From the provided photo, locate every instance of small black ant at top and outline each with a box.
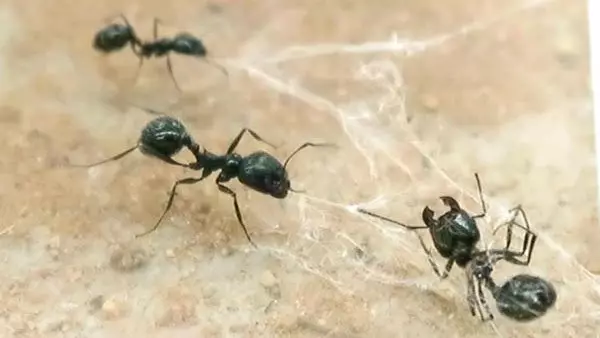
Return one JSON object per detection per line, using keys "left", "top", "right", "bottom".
{"left": 357, "top": 173, "right": 554, "bottom": 321}
{"left": 71, "top": 113, "right": 333, "bottom": 247}
{"left": 93, "top": 14, "right": 227, "bottom": 92}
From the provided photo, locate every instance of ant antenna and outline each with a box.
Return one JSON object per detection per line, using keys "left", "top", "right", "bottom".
{"left": 68, "top": 145, "right": 138, "bottom": 168}
{"left": 283, "top": 142, "right": 336, "bottom": 170}
{"left": 203, "top": 58, "right": 229, "bottom": 77}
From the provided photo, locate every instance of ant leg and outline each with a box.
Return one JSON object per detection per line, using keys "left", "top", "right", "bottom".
{"left": 472, "top": 173, "right": 487, "bottom": 219}
{"left": 136, "top": 175, "right": 207, "bottom": 238}
{"left": 68, "top": 144, "right": 138, "bottom": 168}
{"left": 152, "top": 17, "right": 160, "bottom": 39}
{"left": 416, "top": 232, "right": 453, "bottom": 279}
{"left": 166, "top": 55, "right": 183, "bottom": 92}
{"left": 225, "top": 128, "right": 277, "bottom": 154}
{"left": 357, "top": 208, "right": 429, "bottom": 230}
{"left": 130, "top": 55, "right": 144, "bottom": 87}
{"left": 476, "top": 279, "right": 494, "bottom": 321}
{"left": 466, "top": 276, "right": 479, "bottom": 317}
{"left": 215, "top": 175, "right": 257, "bottom": 248}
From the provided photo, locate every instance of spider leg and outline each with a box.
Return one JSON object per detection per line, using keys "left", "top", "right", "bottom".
{"left": 215, "top": 173, "right": 257, "bottom": 248}
{"left": 472, "top": 172, "right": 487, "bottom": 219}
{"left": 136, "top": 175, "right": 208, "bottom": 238}
{"left": 416, "top": 232, "right": 453, "bottom": 279}
{"left": 225, "top": 128, "right": 277, "bottom": 154}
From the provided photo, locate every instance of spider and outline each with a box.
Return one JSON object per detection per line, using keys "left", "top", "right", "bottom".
{"left": 357, "top": 173, "right": 541, "bottom": 321}
{"left": 93, "top": 14, "right": 227, "bottom": 91}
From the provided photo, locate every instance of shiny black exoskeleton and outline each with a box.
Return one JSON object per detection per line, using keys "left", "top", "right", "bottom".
{"left": 358, "top": 173, "right": 487, "bottom": 278}
{"left": 421, "top": 194, "right": 484, "bottom": 273}
{"left": 492, "top": 273, "right": 557, "bottom": 321}
{"left": 146, "top": 128, "right": 333, "bottom": 247}
{"left": 93, "top": 15, "right": 224, "bottom": 91}
{"left": 93, "top": 21, "right": 139, "bottom": 53}
{"left": 69, "top": 115, "right": 197, "bottom": 168}
{"left": 357, "top": 174, "right": 543, "bottom": 321}
{"left": 71, "top": 112, "right": 332, "bottom": 247}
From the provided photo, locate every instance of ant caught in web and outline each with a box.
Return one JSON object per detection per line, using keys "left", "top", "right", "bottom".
{"left": 357, "top": 173, "right": 556, "bottom": 321}
{"left": 70, "top": 114, "right": 334, "bottom": 248}
{"left": 93, "top": 14, "right": 228, "bottom": 92}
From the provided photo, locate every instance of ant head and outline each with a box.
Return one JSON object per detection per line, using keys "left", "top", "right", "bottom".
{"left": 94, "top": 23, "right": 136, "bottom": 52}
{"left": 138, "top": 116, "right": 192, "bottom": 160}
{"left": 171, "top": 33, "right": 207, "bottom": 57}
{"left": 239, "top": 151, "right": 290, "bottom": 199}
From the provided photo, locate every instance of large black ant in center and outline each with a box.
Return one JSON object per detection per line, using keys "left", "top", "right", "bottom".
{"left": 93, "top": 15, "right": 227, "bottom": 91}
{"left": 356, "top": 173, "right": 555, "bottom": 321}
{"left": 71, "top": 114, "right": 332, "bottom": 247}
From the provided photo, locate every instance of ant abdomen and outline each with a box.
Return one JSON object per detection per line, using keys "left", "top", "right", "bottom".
{"left": 93, "top": 23, "right": 134, "bottom": 53}
{"left": 494, "top": 274, "right": 557, "bottom": 322}
{"left": 139, "top": 116, "right": 193, "bottom": 159}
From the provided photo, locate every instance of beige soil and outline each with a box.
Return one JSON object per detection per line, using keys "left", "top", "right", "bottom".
{"left": 0, "top": 0, "right": 597, "bottom": 337}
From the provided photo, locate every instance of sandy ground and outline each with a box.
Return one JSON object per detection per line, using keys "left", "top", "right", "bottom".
{"left": 0, "top": 0, "right": 597, "bottom": 337}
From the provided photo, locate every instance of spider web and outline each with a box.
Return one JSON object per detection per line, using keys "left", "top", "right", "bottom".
{"left": 195, "top": 0, "right": 599, "bottom": 335}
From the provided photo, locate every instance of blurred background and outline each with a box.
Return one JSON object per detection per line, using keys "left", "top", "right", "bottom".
{"left": 0, "top": 0, "right": 596, "bottom": 337}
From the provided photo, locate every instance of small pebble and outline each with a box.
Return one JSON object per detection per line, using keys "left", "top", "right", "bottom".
{"left": 101, "top": 298, "right": 124, "bottom": 320}
{"left": 109, "top": 247, "right": 149, "bottom": 272}
{"left": 260, "top": 271, "right": 278, "bottom": 289}
{"left": 220, "top": 246, "right": 233, "bottom": 257}
{"left": 420, "top": 93, "right": 439, "bottom": 112}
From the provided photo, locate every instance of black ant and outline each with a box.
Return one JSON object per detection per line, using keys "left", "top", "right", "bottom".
{"left": 145, "top": 129, "right": 334, "bottom": 247}
{"left": 357, "top": 173, "right": 548, "bottom": 321}
{"left": 93, "top": 14, "right": 227, "bottom": 91}
{"left": 71, "top": 114, "right": 332, "bottom": 247}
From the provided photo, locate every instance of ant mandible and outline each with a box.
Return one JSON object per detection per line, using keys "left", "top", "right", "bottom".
{"left": 93, "top": 14, "right": 227, "bottom": 92}
{"left": 357, "top": 173, "right": 545, "bottom": 321}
